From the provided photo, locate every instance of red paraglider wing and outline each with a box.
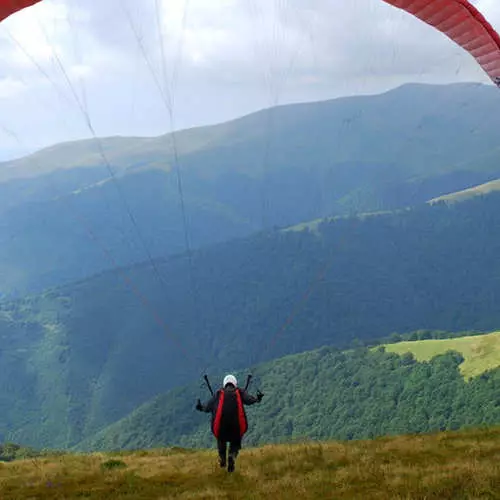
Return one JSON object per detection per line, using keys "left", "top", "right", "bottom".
{"left": 382, "top": 0, "right": 500, "bottom": 87}
{"left": 0, "top": 0, "right": 42, "bottom": 23}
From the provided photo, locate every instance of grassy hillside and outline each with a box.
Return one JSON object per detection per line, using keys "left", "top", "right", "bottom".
{"left": 429, "top": 178, "right": 500, "bottom": 205}
{"left": 2, "top": 427, "right": 500, "bottom": 499}
{"left": 3, "top": 83, "right": 499, "bottom": 184}
{"left": 0, "top": 122, "right": 232, "bottom": 184}
{"left": 383, "top": 331, "right": 500, "bottom": 379}
{"left": 2, "top": 83, "right": 500, "bottom": 295}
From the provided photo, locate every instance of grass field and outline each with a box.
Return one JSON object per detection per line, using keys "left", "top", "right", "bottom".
{"left": 429, "top": 179, "right": 500, "bottom": 205}
{"left": 0, "top": 427, "right": 500, "bottom": 499}
{"left": 382, "top": 331, "right": 500, "bottom": 379}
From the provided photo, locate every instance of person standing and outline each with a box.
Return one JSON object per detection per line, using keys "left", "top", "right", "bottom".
{"left": 196, "top": 374, "right": 263, "bottom": 472}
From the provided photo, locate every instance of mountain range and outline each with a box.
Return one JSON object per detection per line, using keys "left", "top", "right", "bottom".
{"left": 2, "top": 189, "right": 500, "bottom": 448}
{"left": 1, "top": 82, "right": 499, "bottom": 296}
{"left": 0, "top": 82, "right": 500, "bottom": 451}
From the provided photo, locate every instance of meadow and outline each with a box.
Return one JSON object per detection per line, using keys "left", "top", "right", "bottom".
{"left": 383, "top": 331, "right": 500, "bottom": 379}
{"left": 1, "top": 426, "right": 499, "bottom": 499}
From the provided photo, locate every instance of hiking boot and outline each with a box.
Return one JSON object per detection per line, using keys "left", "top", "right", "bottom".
{"left": 219, "top": 456, "right": 226, "bottom": 468}
{"left": 227, "top": 455, "right": 235, "bottom": 473}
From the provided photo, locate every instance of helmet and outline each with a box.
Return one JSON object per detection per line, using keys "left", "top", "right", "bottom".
{"left": 223, "top": 374, "right": 237, "bottom": 387}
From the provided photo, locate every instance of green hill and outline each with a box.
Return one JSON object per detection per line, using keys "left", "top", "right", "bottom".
{"left": 2, "top": 426, "right": 500, "bottom": 499}
{"left": 1, "top": 83, "right": 500, "bottom": 295}
{"left": 78, "top": 329, "right": 500, "bottom": 452}
{"left": 3, "top": 191, "right": 500, "bottom": 449}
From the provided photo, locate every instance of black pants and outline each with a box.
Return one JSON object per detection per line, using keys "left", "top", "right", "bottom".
{"left": 217, "top": 438, "right": 241, "bottom": 461}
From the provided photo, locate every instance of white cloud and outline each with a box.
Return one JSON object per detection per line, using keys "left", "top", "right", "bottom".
{"left": 0, "top": 77, "right": 25, "bottom": 98}
{"left": 0, "top": 0, "right": 499, "bottom": 157}
{"left": 2, "top": 0, "right": 69, "bottom": 67}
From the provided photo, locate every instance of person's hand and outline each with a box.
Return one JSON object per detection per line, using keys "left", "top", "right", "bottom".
{"left": 256, "top": 391, "right": 264, "bottom": 402}
{"left": 196, "top": 399, "right": 203, "bottom": 411}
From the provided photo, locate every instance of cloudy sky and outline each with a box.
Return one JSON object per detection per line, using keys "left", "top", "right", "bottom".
{"left": 0, "top": 0, "right": 499, "bottom": 159}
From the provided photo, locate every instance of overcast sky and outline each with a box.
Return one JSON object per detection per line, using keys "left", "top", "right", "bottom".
{"left": 0, "top": 0, "right": 499, "bottom": 160}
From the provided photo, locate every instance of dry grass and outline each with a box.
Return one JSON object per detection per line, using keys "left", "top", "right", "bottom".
{"left": 1, "top": 427, "right": 500, "bottom": 499}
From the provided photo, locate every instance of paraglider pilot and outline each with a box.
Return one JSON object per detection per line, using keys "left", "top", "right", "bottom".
{"left": 196, "top": 374, "right": 263, "bottom": 472}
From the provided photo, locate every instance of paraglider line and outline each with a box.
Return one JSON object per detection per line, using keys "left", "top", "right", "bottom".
{"left": 0, "top": 127, "right": 193, "bottom": 364}
{"left": 4, "top": 23, "right": 197, "bottom": 368}
{"left": 124, "top": 0, "right": 204, "bottom": 369}
{"left": 37, "top": 21, "right": 174, "bottom": 305}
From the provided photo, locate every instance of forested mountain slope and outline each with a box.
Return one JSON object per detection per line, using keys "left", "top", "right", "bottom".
{"left": 1, "top": 83, "right": 499, "bottom": 295}
{"left": 2, "top": 192, "right": 500, "bottom": 448}
{"left": 78, "top": 330, "right": 500, "bottom": 451}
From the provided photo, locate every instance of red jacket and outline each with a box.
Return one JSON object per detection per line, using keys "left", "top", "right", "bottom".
{"left": 201, "top": 386, "right": 259, "bottom": 440}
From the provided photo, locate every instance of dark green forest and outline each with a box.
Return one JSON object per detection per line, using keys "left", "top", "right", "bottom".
{"left": 78, "top": 341, "right": 500, "bottom": 451}
{"left": 2, "top": 192, "right": 500, "bottom": 448}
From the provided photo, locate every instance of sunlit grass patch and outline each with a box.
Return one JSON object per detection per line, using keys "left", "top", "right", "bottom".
{"left": 382, "top": 331, "right": 500, "bottom": 379}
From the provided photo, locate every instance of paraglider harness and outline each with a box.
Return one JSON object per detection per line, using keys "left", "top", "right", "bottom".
{"left": 199, "top": 374, "right": 263, "bottom": 439}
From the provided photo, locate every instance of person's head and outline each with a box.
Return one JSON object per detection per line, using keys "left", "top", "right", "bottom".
{"left": 223, "top": 374, "right": 237, "bottom": 388}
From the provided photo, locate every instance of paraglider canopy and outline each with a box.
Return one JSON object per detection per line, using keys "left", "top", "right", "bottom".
{"left": 0, "top": 0, "right": 42, "bottom": 23}
{"left": 382, "top": 0, "right": 500, "bottom": 87}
